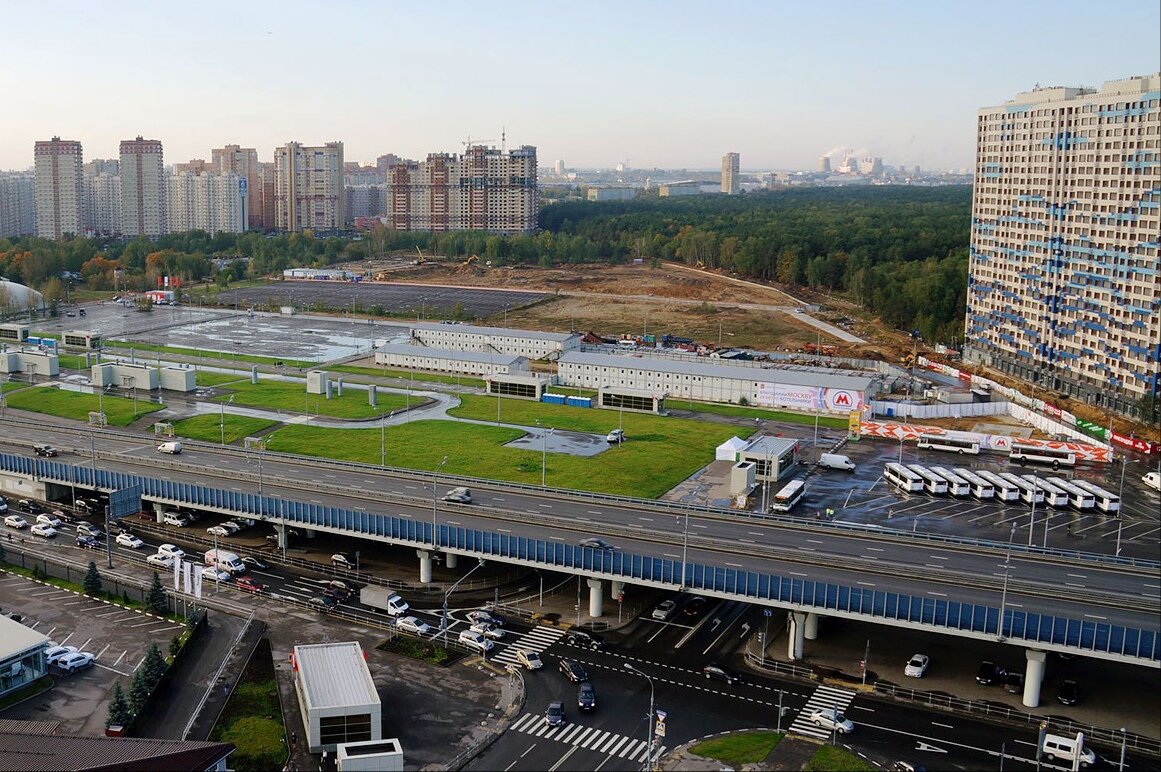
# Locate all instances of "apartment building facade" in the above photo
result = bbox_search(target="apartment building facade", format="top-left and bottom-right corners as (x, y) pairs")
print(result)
(120, 136), (166, 236)
(721, 152), (739, 195)
(965, 73), (1161, 417)
(167, 172), (247, 233)
(0, 173), (35, 238)
(34, 137), (84, 239)
(211, 145), (260, 229)
(274, 141), (344, 231)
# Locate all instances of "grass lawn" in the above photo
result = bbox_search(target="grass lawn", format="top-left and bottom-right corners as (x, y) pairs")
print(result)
(690, 731), (783, 765)
(682, 400), (849, 428)
(329, 364), (485, 388)
(56, 354), (90, 370)
(170, 414), (280, 444)
(2, 385), (162, 426)
(1, 381), (29, 394)
(804, 745), (877, 771)
(195, 370), (249, 387)
(212, 379), (413, 420)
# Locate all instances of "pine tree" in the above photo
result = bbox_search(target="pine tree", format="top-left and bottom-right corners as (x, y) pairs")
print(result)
(146, 572), (168, 615)
(106, 682), (132, 727)
(128, 668), (150, 715)
(83, 561), (103, 596)
(140, 643), (166, 688)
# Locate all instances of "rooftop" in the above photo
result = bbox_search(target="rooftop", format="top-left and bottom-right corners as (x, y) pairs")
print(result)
(294, 641), (380, 710)
(0, 615), (49, 658)
(412, 321), (580, 343)
(374, 343), (524, 365)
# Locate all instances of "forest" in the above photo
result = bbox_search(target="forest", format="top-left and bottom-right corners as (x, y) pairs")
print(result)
(0, 186), (971, 343)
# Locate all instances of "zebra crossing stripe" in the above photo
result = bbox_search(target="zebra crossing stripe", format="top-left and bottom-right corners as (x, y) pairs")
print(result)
(786, 683), (856, 739)
(585, 731), (610, 749)
(618, 739), (643, 758)
(607, 736), (630, 756)
(511, 713), (535, 732)
(573, 726), (595, 745)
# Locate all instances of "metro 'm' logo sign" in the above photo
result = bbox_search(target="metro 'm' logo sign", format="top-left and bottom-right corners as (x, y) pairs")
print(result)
(830, 391), (854, 407)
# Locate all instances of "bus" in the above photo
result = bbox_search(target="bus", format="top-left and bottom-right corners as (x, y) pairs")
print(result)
(1069, 479), (1120, 514)
(906, 464), (950, 495)
(928, 466), (972, 497)
(1022, 475), (1071, 508)
(884, 462), (924, 493)
(769, 480), (806, 512)
(916, 435), (981, 455)
(997, 472), (1045, 506)
(1046, 477), (1096, 510)
(1009, 442), (1077, 470)
(977, 470), (1021, 503)
(955, 469), (995, 500)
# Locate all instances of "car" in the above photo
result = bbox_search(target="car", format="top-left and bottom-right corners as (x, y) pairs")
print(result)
(50, 509), (70, 524)
(470, 622), (506, 640)
(606, 429), (625, 444)
(458, 629), (494, 653)
(545, 700), (564, 727)
(516, 650), (543, 670)
(0, 496), (7, 513)
(200, 566), (231, 582)
(65, 311), (75, 317)
(889, 763), (927, 772)
(1003, 672), (1025, 694)
(30, 523), (57, 538)
(976, 661), (1002, 685)
(33, 444), (58, 457)
(466, 610), (505, 627)
(651, 599), (678, 621)
(18, 500), (44, 515)
(206, 526), (231, 538)
(78, 309), (85, 316)
(115, 533), (144, 549)
(162, 513), (190, 527)
(240, 555), (269, 571)
(235, 576), (267, 594)
(324, 584), (352, 602)
(702, 663), (739, 685)
(331, 552), (356, 569)
(578, 538), (615, 550)
(308, 595), (338, 610)
(681, 596), (709, 619)
(1057, 679), (1081, 706)
(73, 499), (93, 513)
(146, 553), (174, 568)
(577, 682), (596, 711)
(45, 645), (79, 665)
(395, 616), (433, 636)
(220, 521), (244, 534)
(58, 652), (95, 673)
(157, 544), (185, 561)
(4, 514), (29, 529)
(441, 486), (472, 504)
(76, 534), (100, 549)
(809, 707), (854, 734)
(558, 659), (588, 683)
(564, 628), (606, 650)
(36, 513), (62, 528)
(76, 522), (102, 538)
(904, 654), (930, 678)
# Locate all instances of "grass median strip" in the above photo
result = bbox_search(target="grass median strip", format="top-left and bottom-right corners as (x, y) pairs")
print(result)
(2, 385), (162, 426)
(211, 379), (413, 420)
(169, 414), (280, 444)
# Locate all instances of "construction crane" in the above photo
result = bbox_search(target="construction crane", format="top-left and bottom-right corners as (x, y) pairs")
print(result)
(462, 134), (495, 151)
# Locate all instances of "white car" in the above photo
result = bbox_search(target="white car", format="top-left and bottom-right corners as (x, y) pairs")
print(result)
(45, 645), (79, 665)
(809, 708), (854, 734)
(30, 523), (57, 538)
(206, 526), (231, 538)
(221, 521), (245, 533)
(200, 566), (231, 582)
(57, 651), (95, 673)
(651, 599), (677, 621)
(606, 429), (625, 444)
(395, 616), (433, 636)
(516, 650), (543, 670)
(458, 629), (494, 653)
(470, 622), (506, 640)
(905, 653), (930, 678)
(147, 553), (175, 569)
(157, 544), (185, 561)
(4, 514), (28, 529)
(36, 513), (63, 528)
(115, 533), (145, 549)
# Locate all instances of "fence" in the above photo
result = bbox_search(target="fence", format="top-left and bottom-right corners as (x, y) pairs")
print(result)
(870, 400), (1008, 420)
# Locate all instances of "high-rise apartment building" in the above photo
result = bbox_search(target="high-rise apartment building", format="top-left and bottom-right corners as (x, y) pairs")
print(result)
(386, 145), (537, 234)
(0, 173), (35, 238)
(255, 162), (276, 231)
(965, 73), (1161, 416)
(84, 170), (122, 236)
(167, 172), (247, 233)
(273, 141), (344, 231)
(721, 152), (739, 195)
(120, 136), (166, 236)
(34, 137), (84, 239)
(212, 145), (260, 229)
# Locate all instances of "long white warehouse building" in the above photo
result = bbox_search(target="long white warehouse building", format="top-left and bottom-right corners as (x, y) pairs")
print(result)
(373, 343), (529, 376)
(410, 322), (581, 360)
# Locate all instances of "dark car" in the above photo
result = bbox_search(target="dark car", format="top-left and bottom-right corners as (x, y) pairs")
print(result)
(1003, 671), (1024, 695)
(545, 701), (564, 727)
(1057, 679), (1081, 706)
(241, 555), (269, 571)
(324, 584), (351, 602)
(976, 661), (1002, 685)
(681, 596), (709, 619)
(559, 659), (589, 683)
(75, 534), (100, 549)
(33, 444), (58, 457)
(577, 682), (596, 711)
(565, 628), (606, 650)
(18, 500), (44, 515)
(308, 595), (338, 610)
(702, 663), (739, 685)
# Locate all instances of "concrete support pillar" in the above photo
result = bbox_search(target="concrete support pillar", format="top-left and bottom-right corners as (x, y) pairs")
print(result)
(336, 378), (344, 397)
(445, 552), (458, 569)
(610, 580), (625, 600)
(787, 612), (806, 661)
(325, 382), (333, 400)
(804, 612), (819, 640)
(587, 578), (604, 618)
(251, 365), (259, 384)
(368, 384), (377, 407)
(272, 524), (287, 548)
(1022, 649), (1047, 708)
(417, 550), (433, 584)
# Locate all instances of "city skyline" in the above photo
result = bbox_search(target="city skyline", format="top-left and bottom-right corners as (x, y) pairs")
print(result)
(1, 0), (1158, 172)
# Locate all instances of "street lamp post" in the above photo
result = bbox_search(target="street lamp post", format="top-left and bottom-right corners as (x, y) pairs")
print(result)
(541, 427), (554, 487)
(258, 431), (277, 497)
(432, 455), (449, 551)
(441, 558), (486, 645)
(680, 506), (691, 589)
(623, 662), (656, 771)
(998, 523), (1017, 640)
(220, 395), (234, 445)
(1116, 455), (1128, 556)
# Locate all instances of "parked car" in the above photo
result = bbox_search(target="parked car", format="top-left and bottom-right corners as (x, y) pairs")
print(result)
(331, 552), (356, 569)
(395, 616), (433, 636)
(4, 515), (29, 529)
(702, 663), (739, 685)
(681, 596), (709, 619)
(146, 553), (174, 568)
(458, 630), (494, 653)
(1003, 672), (1025, 694)
(36, 513), (62, 528)
(1057, 679), (1081, 706)
(905, 654), (930, 678)
(0, 496), (7, 513)
(18, 499), (44, 515)
(651, 599), (678, 621)
(466, 610), (505, 627)
(564, 628), (606, 650)
(30, 523), (57, 538)
(45, 645), (79, 665)
(469, 622), (506, 640)
(115, 533), (144, 549)
(220, 521), (244, 534)
(578, 538), (615, 550)
(516, 650), (543, 670)
(162, 512), (190, 527)
(309, 595), (338, 610)
(976, 661), (1002, 686)
(76, 535), (100, 549)
(206, 525), (230, 537)
(606, 429), (625, 444)
(240, 555), (269, 571)
(157, 544), (185, 561)
(809, 707), (854, 734)
(577, 681), (596, 711)
(545, 700), (564, 727)
(33, 444), (58, 457)
(235, 576), (267, 594)
(57, 651), (95, 673)
(559, 659), (588, 683)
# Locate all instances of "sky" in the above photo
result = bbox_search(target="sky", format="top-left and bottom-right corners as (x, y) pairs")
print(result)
(1, 0), (1158, 172)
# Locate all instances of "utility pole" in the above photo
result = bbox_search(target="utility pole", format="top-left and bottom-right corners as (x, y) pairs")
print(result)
(861, 638), (870, 685)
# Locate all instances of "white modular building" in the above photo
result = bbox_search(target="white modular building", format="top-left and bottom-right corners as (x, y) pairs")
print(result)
(410, 322), (581, 360)
(0, 615), (50, 700)
(374, 343), (529, 376)
(293, 641), (381, 753)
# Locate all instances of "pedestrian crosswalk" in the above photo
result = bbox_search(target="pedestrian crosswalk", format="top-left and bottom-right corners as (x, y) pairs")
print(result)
(786, 684), (856, 739)
(509, 712), (666, 762)
(492, 626), (567, 666)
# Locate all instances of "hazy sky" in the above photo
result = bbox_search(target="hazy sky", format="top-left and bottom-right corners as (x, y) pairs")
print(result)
(2, 0), (1158, 172)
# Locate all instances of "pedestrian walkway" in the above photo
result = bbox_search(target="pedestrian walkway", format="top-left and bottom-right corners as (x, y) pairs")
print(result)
(785, 684), (856, 740)
(492, 626), (567, 666)
(508, 712), (665, 762)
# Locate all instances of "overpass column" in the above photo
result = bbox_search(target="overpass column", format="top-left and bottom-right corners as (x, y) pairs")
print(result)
(804, 612), (819, 640)
(445, 552), (458, 569)
(587, 579), (604, 618)
(787, 612), (806, 661)
(1022, 649), (1047, 708)
(417, 550), (433, 584)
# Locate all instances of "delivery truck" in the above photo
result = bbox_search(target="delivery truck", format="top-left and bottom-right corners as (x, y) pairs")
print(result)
(204, 549), (246, 575)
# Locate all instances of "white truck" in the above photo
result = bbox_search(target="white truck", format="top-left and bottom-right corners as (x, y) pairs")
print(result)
(818, 453), (856, 471)
(204, 549), (246, 575)
(1143, 472), (1161, 492)
(360, 585), (410, 616)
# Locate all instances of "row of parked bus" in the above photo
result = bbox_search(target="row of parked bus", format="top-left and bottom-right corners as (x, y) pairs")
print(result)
(882, 462), (1120, 514)
(916, 435), (1079, 470)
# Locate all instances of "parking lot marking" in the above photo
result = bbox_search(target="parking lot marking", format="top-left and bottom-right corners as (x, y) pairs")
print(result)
(95, 662), (132, 677)
(78, 637), (92, 650)
(130, 619), (161, 628)
(113, 650), (127, 667)
(95, 609), (125, 618)
(96, 643), (111, 660)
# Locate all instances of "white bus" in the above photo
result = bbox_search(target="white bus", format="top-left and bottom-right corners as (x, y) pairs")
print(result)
(770, 479), (806, 512)
(1023, 475), (1071, 508)
(998, 472), (1045, 506)
(928, 466), (972, 497)
(977, 470), (1021, 503)
(916, 435), (981, 455)
(955, 469), (995, 500)
(1069, 479), (1120, 515)
(907, 464), (950, 495)
(1009, 442), (1077, 469)
(884, 462), (924, 493)
(1046, 477), (1096, 510)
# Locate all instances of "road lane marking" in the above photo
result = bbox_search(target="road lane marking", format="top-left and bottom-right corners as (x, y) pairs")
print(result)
(1084, 614), (1107, 620)
(931, 721), (954, 729)
(548, 745), (580, 771)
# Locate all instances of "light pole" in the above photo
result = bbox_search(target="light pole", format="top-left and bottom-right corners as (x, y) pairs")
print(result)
(623, 662), (657, 771)
(220, 395), (234, 445)
(432, 455), (449, 551)
(441, 558), (486, 645)
(1118, 726), (1128, 772)
(258, 431), (278, 496)
(1115, 456), (1127, 557)
(1028, 478), (1038, 547)
(998, 523), (1017, 640)
(541, 427), (554, 487)
(680, 505), (691, 589)
(380, 410), (393, 469)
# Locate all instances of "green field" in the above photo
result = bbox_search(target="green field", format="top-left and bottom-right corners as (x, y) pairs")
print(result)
(2, 385), (162, 426)
(804, 745), (877, 771)
(195, 371), (249, 387)
(169, 414), (280, 444)
(56, 354), (90, 370)
(1, 381), (29, 394)
(212, 379), (414, 420)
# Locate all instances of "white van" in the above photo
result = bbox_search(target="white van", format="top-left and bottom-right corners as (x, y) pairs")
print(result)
(441, 487), (472, 504)
(1042, 733), (1097, 768)
(162, 511), (190, 527)
(204, 549), (246, 575)
(1144, 472), (1161, 492)
(157, 441), (183, 455)
(818, 453), (856, 471)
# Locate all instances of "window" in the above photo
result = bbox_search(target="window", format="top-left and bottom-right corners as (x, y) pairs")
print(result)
(319, 713), (373, 746)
